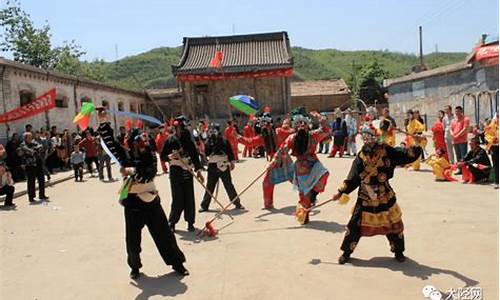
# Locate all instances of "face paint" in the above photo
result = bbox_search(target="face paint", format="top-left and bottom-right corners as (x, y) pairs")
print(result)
(362, 132), (377, 146)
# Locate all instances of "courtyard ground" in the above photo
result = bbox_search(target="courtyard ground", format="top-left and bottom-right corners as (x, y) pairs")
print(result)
(1, 140), (498, 300)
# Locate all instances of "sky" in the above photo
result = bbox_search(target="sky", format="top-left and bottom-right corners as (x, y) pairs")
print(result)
(2, 0), (499, 61)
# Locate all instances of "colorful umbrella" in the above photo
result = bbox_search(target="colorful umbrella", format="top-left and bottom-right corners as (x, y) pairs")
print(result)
(229, 95), (260, 116)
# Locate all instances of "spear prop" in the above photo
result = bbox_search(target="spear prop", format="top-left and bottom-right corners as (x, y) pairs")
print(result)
(295, 194), (350, 224)
(173, 151), (233, 220)
(198, 147), (286, 237)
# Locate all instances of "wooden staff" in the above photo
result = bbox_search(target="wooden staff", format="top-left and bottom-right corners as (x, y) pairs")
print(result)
(174, 151), (233, 220)
(199, 147), (286, 237)
(395, 128), (432, 138)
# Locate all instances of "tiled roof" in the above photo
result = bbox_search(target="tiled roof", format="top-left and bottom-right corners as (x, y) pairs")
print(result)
(0, 57), (145, 97)
(291, 79), (350, 97)
(172, 32), (293, 75)
(146, 88), (182, 98)
(384, 61), (472, 87)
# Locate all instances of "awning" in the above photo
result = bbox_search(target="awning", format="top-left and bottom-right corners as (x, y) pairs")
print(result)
(475, 44), (499, 66)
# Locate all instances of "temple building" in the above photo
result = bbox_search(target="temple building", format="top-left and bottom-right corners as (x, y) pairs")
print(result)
(172, 31), (293, 119)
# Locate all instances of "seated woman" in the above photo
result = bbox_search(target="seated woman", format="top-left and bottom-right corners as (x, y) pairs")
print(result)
(457, 137), (492, 184)
(426, 149), (455, 181)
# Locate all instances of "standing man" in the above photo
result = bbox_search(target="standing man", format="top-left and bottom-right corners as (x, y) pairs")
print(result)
(0, 162), (15, 208)
(97, 137), (113, 181)
(79, 130), (100, 177)
(242, 121), (255, 158)
(18, 132), (48, 203)
(224, 120), (239, 162)
(345, 110), (358, 156)
(161, 115), (204, 232)
(199, 123), (244, 212)
(333, 124), (423, 264)
(329, 115), (348, 158)
(96, 109), (189, 279)
(155, 124), (170, 173)
(443, 105), (455, 164)
(275, 118), (294, 148)
(450, 106), (470, 174)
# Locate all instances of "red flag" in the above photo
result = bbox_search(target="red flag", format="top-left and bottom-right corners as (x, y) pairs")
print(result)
(0, 88), (56, 123)
(209, 50), (224, 68)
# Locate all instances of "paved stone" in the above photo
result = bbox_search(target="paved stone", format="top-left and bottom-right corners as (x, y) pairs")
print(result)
(1, 139), (497, 299)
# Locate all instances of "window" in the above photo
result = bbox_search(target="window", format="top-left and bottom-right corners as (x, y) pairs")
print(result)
(118, 102), (124, 111)
(19, 90), (35, 106)
(102, 100), (109, 108)
(130, 103), (136, 113)
(55, 95), (69, 108)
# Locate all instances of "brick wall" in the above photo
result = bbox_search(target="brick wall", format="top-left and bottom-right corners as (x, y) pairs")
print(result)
(0, 65), (147, 140)
(291, 94), (350, 113)
(388, 63), (499, 128)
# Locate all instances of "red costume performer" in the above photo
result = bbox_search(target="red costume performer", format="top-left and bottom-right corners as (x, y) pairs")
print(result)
(262, 115), (330, 215)
(275, 118), (294, 148)
(431, 118), (449, 162)
(155, 124), (170, 173)
(242, 122), (255, 157)
(224, 121), (239, 161)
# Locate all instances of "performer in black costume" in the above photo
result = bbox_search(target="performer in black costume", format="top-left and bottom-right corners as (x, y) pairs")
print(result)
(199, 123), (244, 212)
(332, 123), (423, 264)
(96, 108), (188, 280)
(161, 115), (204, 232)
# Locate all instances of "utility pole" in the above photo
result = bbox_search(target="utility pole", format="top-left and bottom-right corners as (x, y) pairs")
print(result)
(115, 44), (118, 61)
(419, 26), (424, 67)
(352, 60), (357, 95)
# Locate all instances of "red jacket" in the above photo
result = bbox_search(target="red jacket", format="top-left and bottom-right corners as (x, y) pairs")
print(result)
(243, 125), (255, 138)
(79, 137), (98, 158)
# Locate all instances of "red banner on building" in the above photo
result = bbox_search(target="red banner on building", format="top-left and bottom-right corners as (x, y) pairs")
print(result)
(177, 68), (293, 82)
(0, 88), (56, 123)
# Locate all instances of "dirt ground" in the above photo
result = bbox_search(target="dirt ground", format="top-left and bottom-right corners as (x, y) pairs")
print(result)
(1, 140), (498, 300)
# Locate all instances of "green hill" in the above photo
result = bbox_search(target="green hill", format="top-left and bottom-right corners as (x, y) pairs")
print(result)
(89, 46), (468, 91)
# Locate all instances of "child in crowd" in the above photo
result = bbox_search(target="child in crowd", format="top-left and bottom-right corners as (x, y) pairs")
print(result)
(70, 145), (85, 182)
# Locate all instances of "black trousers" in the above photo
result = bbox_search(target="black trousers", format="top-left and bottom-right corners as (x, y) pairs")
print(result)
(0, 185), (15, 206)
(169, 167), (196, 225)
(340, 203), (405, 255)
(73, 163), (84, 180)
(123, 195), (186, 270)
(468, 165), (490, 182)
(200, 164), (240, 210)
(491, 145), (499, 184)
(85, 156), (99, 174)
(25, 165), (45, 200)
(98, 156), (112, 180)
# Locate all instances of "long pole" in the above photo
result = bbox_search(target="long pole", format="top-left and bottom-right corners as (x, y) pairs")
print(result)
(419, 26), (424, 67)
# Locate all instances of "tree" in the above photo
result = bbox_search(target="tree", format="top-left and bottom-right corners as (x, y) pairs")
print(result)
(0, 0), (85, 71)
(358, 60), (391, 105)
